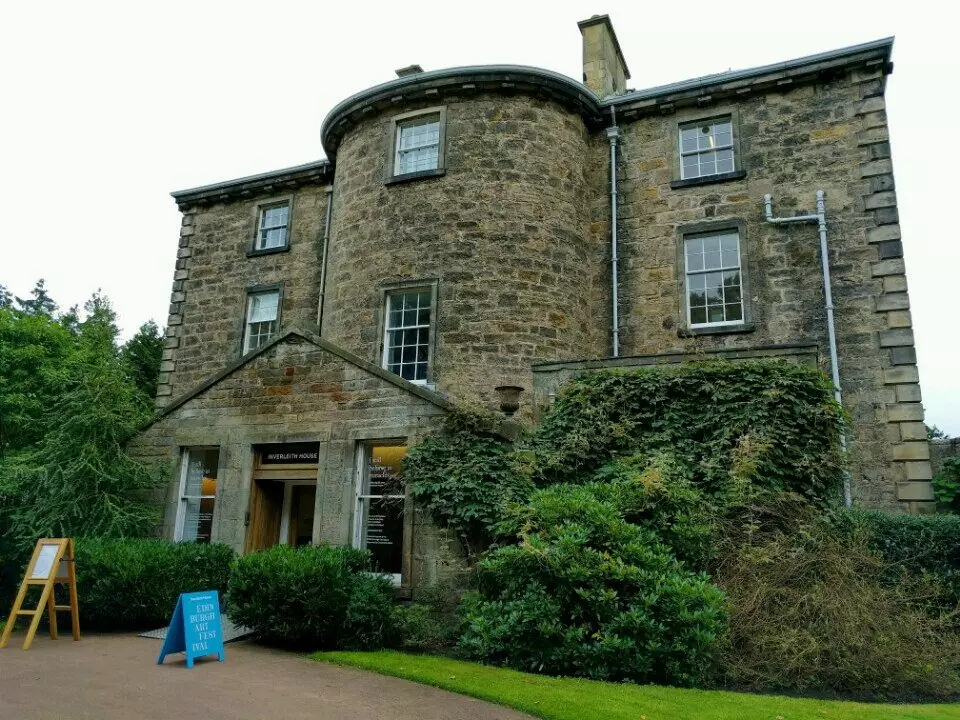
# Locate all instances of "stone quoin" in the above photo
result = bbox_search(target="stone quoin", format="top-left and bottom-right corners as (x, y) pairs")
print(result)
(129, 15), (931, 595)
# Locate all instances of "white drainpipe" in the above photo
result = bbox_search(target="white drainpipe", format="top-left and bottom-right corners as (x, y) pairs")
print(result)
(764, 191), (851, 507)
(317, 184), (334, 331)
(607, 107), (621, 358)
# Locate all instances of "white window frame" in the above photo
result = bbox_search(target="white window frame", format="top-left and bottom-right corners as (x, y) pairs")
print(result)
(381, 288), (432, 385)
(243, 288), (280, 354)
(394, 114), (441, 176)
(256, 201), (291, 251)
(353, 441), (407, 586)
(684, 230), (745, 329)
(174, 447), (219, 542)
(679, 117), (735, 180)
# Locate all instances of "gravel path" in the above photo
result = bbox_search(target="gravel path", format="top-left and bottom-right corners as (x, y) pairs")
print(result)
(0, 632), (531, 720)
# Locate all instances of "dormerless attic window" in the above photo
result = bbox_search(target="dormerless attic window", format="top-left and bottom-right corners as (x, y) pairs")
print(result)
(257, 203), (290, 251)
(680, 118), (734, 180)
(395, 115), (441, 175)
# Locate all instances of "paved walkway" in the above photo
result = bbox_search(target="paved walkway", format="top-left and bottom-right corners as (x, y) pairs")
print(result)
(0, 633), (531, 720)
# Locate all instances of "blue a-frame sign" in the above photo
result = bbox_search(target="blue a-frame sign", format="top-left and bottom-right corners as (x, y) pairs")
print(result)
(157, 590), (225, 668)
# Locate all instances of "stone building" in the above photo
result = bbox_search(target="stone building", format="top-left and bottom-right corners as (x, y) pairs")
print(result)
(131, 15), (932, 593)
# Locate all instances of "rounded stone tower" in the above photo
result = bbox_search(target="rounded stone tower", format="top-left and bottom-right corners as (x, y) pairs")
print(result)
(320, 67), (607, 409)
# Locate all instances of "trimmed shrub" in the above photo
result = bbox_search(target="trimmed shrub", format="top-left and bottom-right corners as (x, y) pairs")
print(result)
(460, 483), (726, 686)
(528, 361), (845, 504)
(74, 539), (234, 631)
(714, 500), (960, 698)
(227, 544), (400, 651)
(845, 509), (960, 606)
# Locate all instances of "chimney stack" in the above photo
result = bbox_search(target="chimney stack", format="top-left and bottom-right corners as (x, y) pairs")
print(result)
(577, 14), (630, 98)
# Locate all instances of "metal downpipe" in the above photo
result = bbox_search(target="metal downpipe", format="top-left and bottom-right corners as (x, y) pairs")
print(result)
(317, 185), (334, 332)
(607, 107), (621, 358)
(763, 191), (851, 507)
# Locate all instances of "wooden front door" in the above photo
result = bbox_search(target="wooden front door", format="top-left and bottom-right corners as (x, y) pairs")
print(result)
(244, 479), (284, 553)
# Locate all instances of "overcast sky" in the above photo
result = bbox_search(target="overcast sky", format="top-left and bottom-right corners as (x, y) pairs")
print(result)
(2, 0), (957, 433)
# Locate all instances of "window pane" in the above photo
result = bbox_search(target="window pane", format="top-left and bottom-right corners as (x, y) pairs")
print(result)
(690, 306), (707, 325)
(726, 302), (743, 321)
(708, 306), (725, 323)
(689, 290), (706, 307)
(180, 448), (218, 543)
(687, 273), (706, 291)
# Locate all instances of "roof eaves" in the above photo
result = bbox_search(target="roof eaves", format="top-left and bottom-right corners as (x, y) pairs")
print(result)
(170, 159), (331, 210)
(605, 36), (893, 109)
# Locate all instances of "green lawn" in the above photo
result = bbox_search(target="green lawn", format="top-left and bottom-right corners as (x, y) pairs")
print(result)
(314, 651), (959, 720)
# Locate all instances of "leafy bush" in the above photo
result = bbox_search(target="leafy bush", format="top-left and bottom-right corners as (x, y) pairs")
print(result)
(460, 483), (726, 686)
(714, 499), (960, 698)
(845, 509), (960, 606)
(528, 362), (845, 504)
(405, 408), (532, 560)
(227, 545), (400, 651)
(933, 457), (960, 512)
(588, 453), (716, 569)
(74, 539), (234, 631)
(399, 583), (464, 652)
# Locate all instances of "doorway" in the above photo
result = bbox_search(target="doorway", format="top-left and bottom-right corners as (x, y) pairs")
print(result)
(246, 442), (321, 553)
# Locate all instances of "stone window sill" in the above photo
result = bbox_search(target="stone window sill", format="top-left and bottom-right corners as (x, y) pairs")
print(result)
(670, 170), (747, 190)
(246, 246), (291, 259)
(678, 322), (755, 338)
(385, 168), (446, 186)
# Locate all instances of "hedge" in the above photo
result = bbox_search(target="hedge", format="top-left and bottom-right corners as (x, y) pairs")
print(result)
(845, 509), (960, 603)
(74, 539), (234, 631)
(227, 544), (400, 651)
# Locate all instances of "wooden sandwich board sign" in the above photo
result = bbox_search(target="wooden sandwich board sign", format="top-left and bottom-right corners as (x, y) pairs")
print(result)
(157, 590), (225, 668)
(1, 538), (80, 650)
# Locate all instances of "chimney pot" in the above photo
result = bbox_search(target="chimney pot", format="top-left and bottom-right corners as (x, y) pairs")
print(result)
(395, 64), (424, 78)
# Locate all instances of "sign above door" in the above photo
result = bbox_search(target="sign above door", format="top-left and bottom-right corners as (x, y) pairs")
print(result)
(258, 442), (320, 465)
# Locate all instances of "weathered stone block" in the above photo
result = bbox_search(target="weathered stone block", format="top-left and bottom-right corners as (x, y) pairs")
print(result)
(896, 481), (935, 501)
(883, 366), (919, 384)
(883, 275), (908, 293)
(904, 461), (934, 481)
(864, 191), (896, 210)
(867, 224), (901, 243)
(885, 310), (912, 329)
(899, 422), (928, 441)
(895, 384), (922, 403)
(855, 96), (886, 115)
(875, 293), (909, 312)
(878, 328), (913, 347)
(874, 207), (899, 226)
(871, 259), (905, 277)
(860, 159), (893, 177)
(886, 403), (924, 422)
(889, 347), (916, 365)
(877, 240), (903, 259)
(891, 443), (930, 461)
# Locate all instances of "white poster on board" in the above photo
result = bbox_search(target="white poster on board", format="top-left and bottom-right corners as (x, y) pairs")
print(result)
(30, 544), (60, 579)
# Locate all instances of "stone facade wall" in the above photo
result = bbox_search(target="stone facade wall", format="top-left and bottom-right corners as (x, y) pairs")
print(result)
(157, 184), (329, 406)
(611, 68), (929, 510)
(323, 92), (608, 410)
(932, 438), (960, 479)
(130, 335), (460, 590)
